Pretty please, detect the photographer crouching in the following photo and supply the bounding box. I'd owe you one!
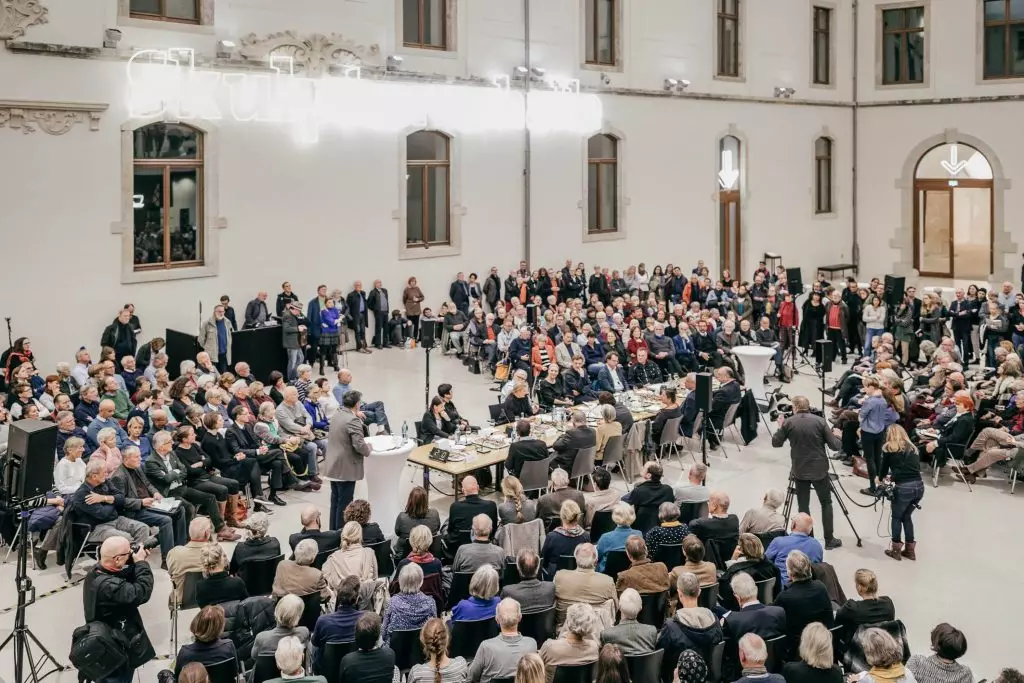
[772,395,843,549]
[878,425,924,561]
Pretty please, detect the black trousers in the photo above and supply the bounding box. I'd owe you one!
[654,356,683,378]
[953,328,972,363]
[845,318,861,356]
[192,475,240,500]
[373,312,388,348]
[795,477,835,541]
[257,449,289,491]
[221,459,263,498]
[178,486,223,530]
[826,328,847,363]
[861,431,884,491]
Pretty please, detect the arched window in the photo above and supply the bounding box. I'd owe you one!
[587,134,618,234]
[132,123,204,270]
[815,137,834,214]
[406,131,451,246]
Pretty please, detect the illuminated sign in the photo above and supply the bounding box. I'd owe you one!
[718,150,738,190]
[940,144,968,177]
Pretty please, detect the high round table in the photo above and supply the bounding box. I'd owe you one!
[363,435,416,532]
[731,345,778,401]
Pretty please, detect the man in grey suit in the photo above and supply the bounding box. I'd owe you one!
[599,587,657,655]
[500,549,555,613]
[323,390,371,531]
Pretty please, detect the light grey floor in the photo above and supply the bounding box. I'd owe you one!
[1,348,1019,680]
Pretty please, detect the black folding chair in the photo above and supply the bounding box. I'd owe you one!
[389,627,427,673]
[632,505,660,533]
[367,539,396,579]
[637,591,667,627]
[520,606,556,648]
[503,558,522,586]
[653,543,682,568]
[299,591,325,632]
[447,570,475,610]
[553,662,596,683]
[251,654,280,683]
[602,549,630,578]
[239,555,283,596]
[755,577,776,605]
[312,548,333,570]
[556,555,577,571]
[318,640,356,682]
[709,641,726,683]
[678,501,708,524]
[544,516,562,533]
[450,618,500,660]
[170,571,203,655]
[697,583,719,610]
[764,635,787,673]
[588,510,616,543]
[705,536,738,571]
[205,658,239,683]
[625,649,664,683]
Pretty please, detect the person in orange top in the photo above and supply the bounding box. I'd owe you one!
[531,332,556,378]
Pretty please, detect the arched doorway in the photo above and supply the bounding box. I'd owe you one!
[913,143,993,278]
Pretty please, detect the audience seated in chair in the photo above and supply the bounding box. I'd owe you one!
[468,597,539,683]
[765,513,823,586]
[501,549,556,614]
[614,535,670,597]
[504,420,551,479]
[408,618,468,683]
[739,489,787,534]
[289,505,342,555]
[499,475,539,525]
[622,461,674,529]
[835,569,895,653]
[553,543,616,630]
[453,514,506,574]
[273,539,332,601]
[252,594,310,657]
[599,588,656,656]
[339,613,400,683]
[772,550,834,649]
[167,517,213,605]
[196,543,249,607]
[656,572,724,682]
[595,502,641,573]
[172,605,240,678]
[344,499,387,545]
[266,636,326,683]
[735,633,785,683]
[541,500,590,580]
[323,521,378,594]
[382,562,437,645]
[668,535,718,603]
[718,533,781,611]
[230,512,282,576]
[906,622,973,683]
[452,565,502,623]
[723,573,786,647]
[444,476,498,557]
[393,486,442,558]
[781,622,844,683]
[537,468,587,521]
[311,575,362,672]
[856,629,915,683]
[644,502,689,562]
[687,490,739,565]
[673,463,710,505]
[538,603,600,683]
[585,468,621,527]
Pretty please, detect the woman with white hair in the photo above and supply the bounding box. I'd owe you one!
[267,636,325,683]
[594,502,641,572]
[739,489,787,534]
[595,404,623,462]
[229,511,282,575]
[781,622,843,683]
[323,521,378,591]
[90,427,123,475]
[857,629,915,683]
[451,565,501,622]
[538,603,600,683]
[381,562,437,645]
[252,594,310,657]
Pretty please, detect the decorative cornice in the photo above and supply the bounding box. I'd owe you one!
[0,99,109,135]
[0,0,48,40]
[239,30,381,76]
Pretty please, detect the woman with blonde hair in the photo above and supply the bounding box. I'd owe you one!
[718,532,781,610]
[541,499,589,579]
[498,475,537,525]
[196,543,249,607]
[323,521,378,591]
[880,425,924,562]
[515,653,546,683]
[781,622,843,683]
[123,415,152,462]
[408,618,469,683]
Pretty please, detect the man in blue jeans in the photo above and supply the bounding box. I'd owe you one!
[332,368,392,434]
[324,390,372,530]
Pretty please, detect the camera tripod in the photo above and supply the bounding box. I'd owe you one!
[783,325,816,377]
[782,472,863,548]
[0,501,67,683]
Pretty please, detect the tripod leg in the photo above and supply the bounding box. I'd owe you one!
[829,479,863,547]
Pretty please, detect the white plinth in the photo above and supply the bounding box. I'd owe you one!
[365,436,415,536]
[732,346,778,401]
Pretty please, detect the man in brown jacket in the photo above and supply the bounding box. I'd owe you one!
[614,536,670,595]
[323,390,372,530]
[272,538,332,602]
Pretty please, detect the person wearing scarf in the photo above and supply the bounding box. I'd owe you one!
[857,628,916,683]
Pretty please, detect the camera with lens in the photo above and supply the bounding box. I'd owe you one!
[876,481,895,501]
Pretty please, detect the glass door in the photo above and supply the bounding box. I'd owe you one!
[914,182,953,278]
[719,190,741,276]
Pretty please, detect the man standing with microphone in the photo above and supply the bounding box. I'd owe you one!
[771,396,843,549]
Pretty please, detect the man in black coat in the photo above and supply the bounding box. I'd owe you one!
[504,419,551,478]
[83,537,156,682]
[100,308,138,366]
[288,505,341,554]
[367,279,391,349]
[483,266,502,312]
[450,272,472,316]
[688,490,740,568]
[657,571,725,683]
[948,287,974,364]
[227,405,289,505]
[345,281,371,353]
[723,572,786,673]
[443,475,498,559]
[629,348,663,387]
[244,291,271,328]
[276,281,299,317]
[772,550,834,652]
[771,395,842,549]
[706,367,742,448]
[550,410,597,473]
[306,285,328,364]
[562,355,596,404]
[588,266,610,306]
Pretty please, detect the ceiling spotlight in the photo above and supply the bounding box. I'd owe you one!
[774,86,795,99]
[216,39,235,58]
[387,54,404,71]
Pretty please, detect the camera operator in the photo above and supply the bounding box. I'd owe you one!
[878,425,924,562]
[771,395,843,549]
[82,536,156,683]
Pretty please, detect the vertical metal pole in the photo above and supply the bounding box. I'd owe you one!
[523,0,532,266]
[851,0,860,270]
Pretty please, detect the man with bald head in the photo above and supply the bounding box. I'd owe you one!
[443,476,498,560]
[332,369,391,434]
[688,491,740,567]
[765,513,824,585]
[288,505,341,555]
[244,291,271,329]
[86,398,128,450]
[84,536,155,681]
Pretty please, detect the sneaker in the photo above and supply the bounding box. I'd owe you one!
[824,538,843,550]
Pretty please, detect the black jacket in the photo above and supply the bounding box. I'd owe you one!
[226,423,261,458]
[367,288,390,314]
[613,402,635,435]
[450,280,471,308]
[346,290,369,327]
[446,494,498,542]
[709,380,742,425]
[244,298,270,328]
[550,426,597,472]
[202,430,239,471]
[774,579,834,647]
[143,451,188,496]
[536,377,567,411]
[934,412,975,461]
[724,602,787,643]
[504,438,550,478]
[717,558,781,611]
[72,482,124,527]
[229,536,283,575]
[175,444,214,485]
[174,638,238,678]
[589,274,610,304]
[630,361,663,387]
[771,412,841,481]
[420,411,455,442]
[656,613,724,683]
[288,528,341,555]
[650,405,683,444]
[341,647,398,683]
[101,320,138,358]
[781,662,844,683]
[83,560,156,669]
[196,570,249,607]
[503,394,534,424]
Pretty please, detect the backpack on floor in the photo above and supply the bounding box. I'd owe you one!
[69,621,128,682]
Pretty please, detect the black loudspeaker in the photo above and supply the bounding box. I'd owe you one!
[786,268,803,295]
[816,339,833,373]
[5,419,57,501]
[883,275,906,308]
[420,320,439,349]
[695,373,713,413]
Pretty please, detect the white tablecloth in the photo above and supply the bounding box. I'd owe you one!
[732,345,778,401]
[364,436,415,533]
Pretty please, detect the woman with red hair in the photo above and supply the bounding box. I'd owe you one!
[921,392,975,472]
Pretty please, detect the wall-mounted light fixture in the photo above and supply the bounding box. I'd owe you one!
[773,86,796,99]
[664,78,691,93]
[216,40,235,58]
[387,55,405,71]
